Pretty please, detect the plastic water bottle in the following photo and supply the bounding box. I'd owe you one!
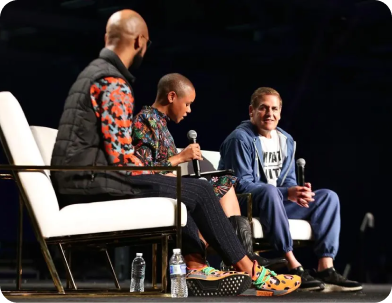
[130,253,145,292]
[169,248,188,298]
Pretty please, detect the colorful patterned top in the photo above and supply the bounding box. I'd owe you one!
[90,77,151,175]
[132,106,237,199]
[132,106,176,167]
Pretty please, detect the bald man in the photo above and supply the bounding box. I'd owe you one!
[52,9,152,203]
[51,11,301,297]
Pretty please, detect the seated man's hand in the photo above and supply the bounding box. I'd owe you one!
[288,185,315,208]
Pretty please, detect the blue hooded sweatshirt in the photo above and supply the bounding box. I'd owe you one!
[218,120,297,200]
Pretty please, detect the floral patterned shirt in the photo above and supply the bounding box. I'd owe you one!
[132,106,177,168]
[132,106,237,199]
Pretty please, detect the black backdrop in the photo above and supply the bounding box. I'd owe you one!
[0,0,391,283]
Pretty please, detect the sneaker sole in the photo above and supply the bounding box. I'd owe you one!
[297,285,325,292]
[187,274,252,296]
[322,284,363,292]
[240,281,301,297]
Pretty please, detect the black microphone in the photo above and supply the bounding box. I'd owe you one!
[296,158,306,186]
[187,130,201,178]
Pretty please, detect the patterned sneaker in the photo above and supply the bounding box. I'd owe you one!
[312,267,363,292]
[186,266,252,296]
[289,266,325,291]
[241,261,301,296]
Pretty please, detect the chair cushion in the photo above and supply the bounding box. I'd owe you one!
[48,197,187,238]
[252,217,313,240]
[28,124,188,239]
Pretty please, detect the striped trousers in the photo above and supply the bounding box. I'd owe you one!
[127,174,246,265]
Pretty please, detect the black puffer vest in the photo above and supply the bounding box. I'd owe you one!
[51,48,140,199]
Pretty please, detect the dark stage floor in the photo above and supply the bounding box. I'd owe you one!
[1,281,391,302]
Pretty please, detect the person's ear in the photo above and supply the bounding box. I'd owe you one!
[134,35,142,50]
[168,91,176,103]
[249,105,254,117]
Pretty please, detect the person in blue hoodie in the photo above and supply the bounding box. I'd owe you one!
[219,87,362,292]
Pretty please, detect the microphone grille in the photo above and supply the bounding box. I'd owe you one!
[296,158,306,167]
[187,130,197,140]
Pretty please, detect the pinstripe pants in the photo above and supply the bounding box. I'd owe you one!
[128,174,246,265]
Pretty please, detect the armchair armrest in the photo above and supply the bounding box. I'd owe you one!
[182,169,234,179]
[0,165,180,173]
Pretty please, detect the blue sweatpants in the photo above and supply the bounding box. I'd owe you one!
[243,184,340,259]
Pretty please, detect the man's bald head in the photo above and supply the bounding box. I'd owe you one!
[156,73,195,101]
[105,9,148,47]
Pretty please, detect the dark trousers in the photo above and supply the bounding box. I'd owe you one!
[129,174,246,265]
[60,174,247,265]
[245,184,340,259]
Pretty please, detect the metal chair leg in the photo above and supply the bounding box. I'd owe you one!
[65,250,72,289]
[103,248,121,290]
[161,235,169,293]
[41,241,65,293]
[16,195,23,290]
[13,178,64,293]
[152,243,158,290]
[58,244,77,290]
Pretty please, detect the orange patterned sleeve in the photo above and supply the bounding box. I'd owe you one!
[90,77,151,175]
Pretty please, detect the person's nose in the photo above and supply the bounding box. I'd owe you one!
[265,107,272,116]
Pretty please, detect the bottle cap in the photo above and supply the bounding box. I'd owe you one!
[173,248,181,254]
[136,253,143,257]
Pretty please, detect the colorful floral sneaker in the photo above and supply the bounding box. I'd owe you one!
[241,261,301,296]
[186,266,252,296]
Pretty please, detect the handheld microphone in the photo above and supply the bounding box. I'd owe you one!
[296,158,306,186]
[187,130,201,178]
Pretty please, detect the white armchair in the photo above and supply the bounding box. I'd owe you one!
[178,148,313,252]
[0,92,187,294]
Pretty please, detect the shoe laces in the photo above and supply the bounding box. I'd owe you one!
[329,270,347,282]
[301,269,314,280]
[201,266,219,275]
[254,266,277,288]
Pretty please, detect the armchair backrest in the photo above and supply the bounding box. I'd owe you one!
[30,126,58,175]
[0,92,59,238]
[199,150,221,170]
[177,149,220,175]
